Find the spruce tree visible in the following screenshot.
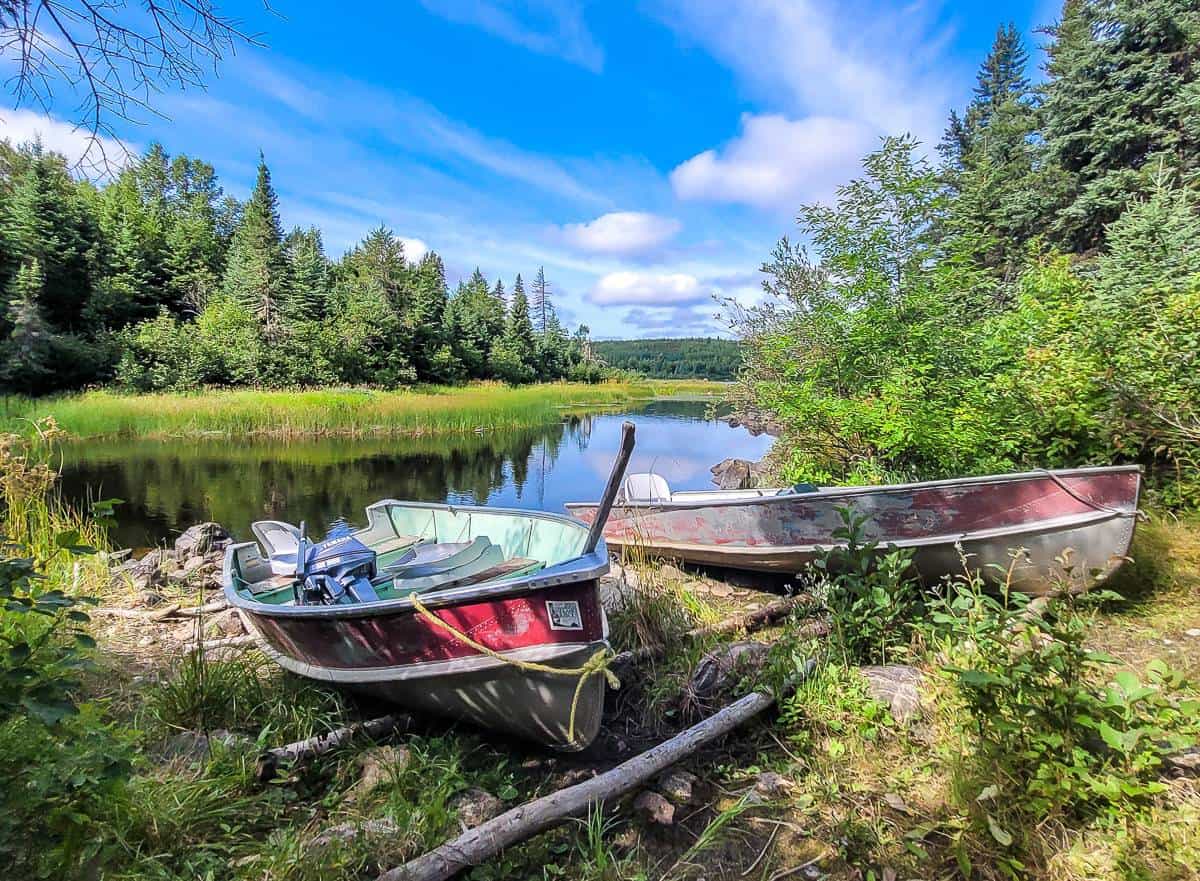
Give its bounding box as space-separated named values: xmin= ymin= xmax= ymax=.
xmin=1 ymin=259 xmax=56 ymax=393
xmin=284 ymin=226 xmax=329 ymax=321
xmin=504 ymin=276 xmax=536 ymax=369
xmin=1042 ymin=0 xmax=1200 ymax=249
xmin=165 ymin=154 xmax=224 ymax=315
xmin=4 ymin=144 xmax=99 ymax=332
xmin=221 ymin=154 xmax=291 ymax=339
xmin=408 ymin=251 xmax=450 ymax=377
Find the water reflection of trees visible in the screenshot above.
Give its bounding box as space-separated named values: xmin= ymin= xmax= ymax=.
xmin=60 ymin=419 xmax=593 ymax=547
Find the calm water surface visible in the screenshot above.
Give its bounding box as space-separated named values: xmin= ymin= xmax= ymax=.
xmin=59 ymin=400 xmax=773 ymax=548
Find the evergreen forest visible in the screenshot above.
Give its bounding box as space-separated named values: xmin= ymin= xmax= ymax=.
xmin=592 ymin=337 xmax=740 ymax=380
xmin=0 ymin=144 xmax=601 ymax=395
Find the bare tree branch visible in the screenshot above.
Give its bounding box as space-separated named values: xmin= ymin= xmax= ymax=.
xmin=0 ymin=0 xmax=264 ymax=174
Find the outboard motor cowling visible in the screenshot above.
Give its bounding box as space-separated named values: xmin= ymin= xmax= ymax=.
xmin=298 ymin=533 xmax=379 ymax=605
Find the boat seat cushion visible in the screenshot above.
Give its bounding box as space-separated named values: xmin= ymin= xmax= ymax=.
xmin=251 ymin=520 xmax=302 ymax=575
xmin=384 ymin=536 xmax=492 ymax=578
xmin=621 ymin=472 xmax=672 ymax=502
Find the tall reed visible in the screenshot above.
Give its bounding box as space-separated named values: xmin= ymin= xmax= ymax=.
xmin=1 ymin=380 xmax=725 ymax=440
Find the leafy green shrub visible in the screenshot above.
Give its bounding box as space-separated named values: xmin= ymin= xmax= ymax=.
xmin=930 ymin=580 xmax=1199 ymax=832
xmin=813 ymin=508 xmax=924 ymax=664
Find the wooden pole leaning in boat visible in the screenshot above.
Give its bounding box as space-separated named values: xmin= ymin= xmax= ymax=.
xmin=377 ymin=661 xmax=815 ymax=881
xmin=583 ymin=421 xmax=637 ymax=554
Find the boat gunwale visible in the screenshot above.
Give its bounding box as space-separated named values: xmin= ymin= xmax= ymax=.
xmin=564 ymin=464 xmax=1144 ymax=513
xmin=223 ymin=499 xmax=608 ymax=620
xmin=594 ymin=507 xmax=1133 ymax=557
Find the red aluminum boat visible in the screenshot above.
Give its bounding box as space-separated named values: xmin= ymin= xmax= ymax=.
xmin=566 ymin=466 xmax=1142 ymax=595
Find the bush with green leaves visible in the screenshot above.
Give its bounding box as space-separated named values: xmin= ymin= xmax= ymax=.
xmin=812 ymin=508 xmax=924 ymax=665
xmin=930 ymin=580 xmax=1199 ymax=832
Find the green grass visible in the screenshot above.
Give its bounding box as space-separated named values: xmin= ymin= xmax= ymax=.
xmin=0 ymin=380 xmax=727 ymax=440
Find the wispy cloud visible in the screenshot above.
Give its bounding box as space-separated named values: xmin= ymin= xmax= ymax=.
xmin=652 ymin=0 xmax=956 ymax=143
xmin=418 ymin=0 xmax=604 ymax=72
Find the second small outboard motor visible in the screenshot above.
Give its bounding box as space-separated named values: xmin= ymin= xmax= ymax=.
xmin=295 ymin=523 xmax=380 ymax=605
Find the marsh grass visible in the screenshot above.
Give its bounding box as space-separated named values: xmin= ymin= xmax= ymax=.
xmin=2 ymin=380 xmax=725 ymax=440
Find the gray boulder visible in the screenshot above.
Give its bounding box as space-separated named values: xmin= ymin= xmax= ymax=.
xmin=860 ymin=665 xmax=925 ymax=723
xmin=710 ymin=457 xmax=768 ymax=490
xmin=174 ymin=522 xmax=231 ymax=558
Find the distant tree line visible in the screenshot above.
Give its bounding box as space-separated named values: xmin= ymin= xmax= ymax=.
xmin=592 ymin=337 xmax=740 ymax=380
xmin=0 ymin=143 xmax=604 ymax=395
xmin=734 ymin=0 xmax=1200 ymax=505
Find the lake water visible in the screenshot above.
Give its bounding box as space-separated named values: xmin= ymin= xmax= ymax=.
xmin=58 ymin=399 xmax=774 ymax=549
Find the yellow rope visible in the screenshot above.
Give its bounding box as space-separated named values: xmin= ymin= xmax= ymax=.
xmin=408 ymin=593 xmax=620 ymax=746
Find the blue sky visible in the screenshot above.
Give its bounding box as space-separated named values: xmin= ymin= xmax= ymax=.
xmin=4 ymin=0 xmax=1056 ymax=338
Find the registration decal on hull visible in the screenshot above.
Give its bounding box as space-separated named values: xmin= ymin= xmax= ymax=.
xmin=546 ymin=600 xmax=583 ymax=630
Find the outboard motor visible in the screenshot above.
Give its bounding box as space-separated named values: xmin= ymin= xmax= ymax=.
xmin=294 ymin=523 xmax=380 ymax=605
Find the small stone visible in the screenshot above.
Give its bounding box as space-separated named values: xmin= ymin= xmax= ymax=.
xmin=707 ymin=582 xmax=733 ymax=598
xmin=163 ymin=730 xmax=210 ymax=762
xmin=659 ymin=564 xmax=684 ymax=581
xmin=210 ymin=728 xmax=253 ymax=751
xmin=860 ymin=665 xmax=924 ymax=723
xmin=657 ymin=769 xmax=699 ymax=805
xmin=633 ymin=790 xmax=675 ymax=827
xmin=744 ymin=602 xmax=762 ymax=612
xmin=451 ymin=787 xmax=504 ymax=828
xmin=688 ymin=641 xmax=771 ymax=710
xmin=1165 ymin=747 xmax=1200 ymax=778
xmin=346 ymin=745 xmax=411 ymax=803
xmin=882 ymin=792 xmax=909 ymax=813
xmin=206 ymin=608 xmax=245 ymax=638
xmin=1163 ymin=638 xmax=1174 ymax=646
xmin=754 ymin=771 xmax=794 ymax=798
xmin=1185 ymin=629 xmax=1200 ymax=638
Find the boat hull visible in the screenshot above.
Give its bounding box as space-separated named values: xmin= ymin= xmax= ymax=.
xmin=230 ymin=576 xmax=609 ymax=750
xmin=566 ymin=466 xmax=1141 ymax=595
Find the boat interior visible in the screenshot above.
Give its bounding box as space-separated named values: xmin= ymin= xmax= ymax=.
xmin=228 ymin=500 xmax=591 ymax=606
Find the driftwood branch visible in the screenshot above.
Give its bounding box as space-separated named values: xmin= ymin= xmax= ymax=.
xmin=378 ymin=666 xmax=812 ymax=881
xmin=183 ymin=634 xmax=256 ymax=655
xmin=255 ymin=713 xmax=415 ymax=782
xmin=612 ymin=594 xmax=823 ymax=669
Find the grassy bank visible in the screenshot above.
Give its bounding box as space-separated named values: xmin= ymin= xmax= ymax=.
xmin=1 ymin=380 xmax=726 ymax=440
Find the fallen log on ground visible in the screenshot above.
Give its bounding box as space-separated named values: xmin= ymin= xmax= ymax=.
xmin=94 ymin=598 xmax=229 ymax=621
xmin=256 ymin=713 xmax=415 ymax=782
xmin=612 ymin=594 xmax=823 ymax=669
xmin=377 ymin=663 xmax=814 ymax=881
xmin=183 ymin=634 xmax=256 ymax=655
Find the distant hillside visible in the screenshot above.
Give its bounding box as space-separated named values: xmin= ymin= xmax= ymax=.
xmin=593 ymin=338 xmax=741 ymax=380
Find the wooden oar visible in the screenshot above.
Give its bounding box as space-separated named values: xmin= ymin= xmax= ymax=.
xmin=583 ymin=421 xmax=636 ymax=555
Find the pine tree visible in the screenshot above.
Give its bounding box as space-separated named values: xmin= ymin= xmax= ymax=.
xmin=1 ymin=259 xmax=56 ymax=393
xmin=1042 ymin=0 xmax=1200 ymax=249
xmin=972 ymin=23 xmax=1029 ymax=116
xmin=445 ymin=269 xmax=504 ymax=379
xmin=345 ymin=226 xmax=411 ymax=313
xmin=530 ymin=266 xmax=552 ymax=336
xmin=284 ymin=226 xmax=329 ymax=321
xmin=221 ymin=154 xmax=291 ymax=339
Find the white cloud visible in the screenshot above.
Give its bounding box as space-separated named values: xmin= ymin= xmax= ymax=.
xmin=0 ymin=109 xmax=133 ymax=172
xmin=670 ymin=114 xmax=876 ymax=209
xmin=651 ymin=0 xmax=954 ymax=144
xmin=561 ymin=211 xmax=681 ymax=255
xmin=418 ymin=0 xmax=604 ymax=72
xmin=590 ymin=271 xmax=707 ymax=306
xmin=400 ymin=237 xmax=430 ymax=262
